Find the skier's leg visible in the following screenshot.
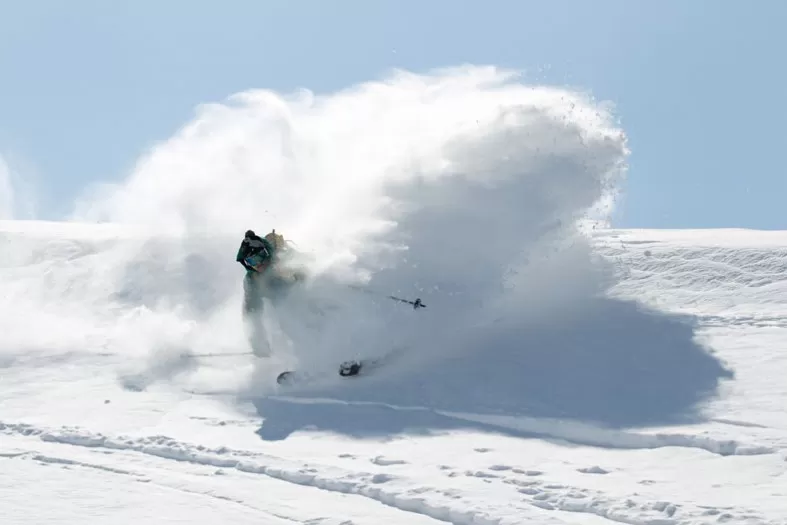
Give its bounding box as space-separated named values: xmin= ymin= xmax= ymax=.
xmin=243 ymin=271 xmax=263 ymax=315
xmin=242 ymin=271 xmax=272 ymax=357
xmin=247 ymin=313 xmax=272 ymax=357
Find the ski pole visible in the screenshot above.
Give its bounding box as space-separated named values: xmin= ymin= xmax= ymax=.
xmin=346 ymin=284 xmax=426 ymax=310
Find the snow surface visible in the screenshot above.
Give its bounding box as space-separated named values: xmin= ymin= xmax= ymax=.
xmin=2 ymin=67 xmax=786 ymax=524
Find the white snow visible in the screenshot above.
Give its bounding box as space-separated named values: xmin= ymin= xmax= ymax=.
xmin=2 ymin=67 xmax=786 ymax=524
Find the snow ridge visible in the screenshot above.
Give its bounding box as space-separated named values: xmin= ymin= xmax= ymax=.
xmin=594 ymin=230 xmax=787 ymax=323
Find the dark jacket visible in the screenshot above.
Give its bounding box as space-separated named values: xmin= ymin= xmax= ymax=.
xmin=236 ymin=234 xmax=274 ymax=272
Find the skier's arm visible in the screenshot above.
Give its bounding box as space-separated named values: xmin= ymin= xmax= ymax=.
xmin=236 ymin=241 xmax=254 ymax=270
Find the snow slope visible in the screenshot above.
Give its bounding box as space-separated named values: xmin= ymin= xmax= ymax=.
xmin=2 ymin=67 xmax=786 ymax=524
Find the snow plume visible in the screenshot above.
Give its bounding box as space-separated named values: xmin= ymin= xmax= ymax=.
xmin=8 ymin=66 xmax=627 ymax=399
xmin=0 ymin=156 xmax=15 ymax=219
xmin=7 ymin=67 xmax=616 ymax=400
xmin=0 ymin=155 xmax=38 ymax=220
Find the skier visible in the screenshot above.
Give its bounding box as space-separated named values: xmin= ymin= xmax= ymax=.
xmin=236 ymin=228 xmax=306 ymax=358
xmin=236 ymin=229 xmax=275 ymax=318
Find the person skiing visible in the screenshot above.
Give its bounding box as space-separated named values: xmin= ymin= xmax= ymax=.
xmin=236 ymin=229 xmax=277 ymax=332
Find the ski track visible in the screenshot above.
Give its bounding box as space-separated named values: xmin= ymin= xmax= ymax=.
xmin=0 ymin=420 xmax=523 ymax=525
xmin=2 ymin=446 xmax=409 ymax=525
xmin=0 ymin=420 xmax=780 ymax=525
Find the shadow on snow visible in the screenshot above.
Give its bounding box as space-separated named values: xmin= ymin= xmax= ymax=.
xmin=251 ymin=294 xmax=734 ymax=442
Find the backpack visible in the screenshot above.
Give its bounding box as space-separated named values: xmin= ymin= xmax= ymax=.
xmin=264 ymin=229 xmax=287 ymax=252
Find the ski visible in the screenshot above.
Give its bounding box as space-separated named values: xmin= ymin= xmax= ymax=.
xmin=276 ymin=359 xmax=365 ymax=385
xmin=273 ymin=348 xmax=408 ymax=387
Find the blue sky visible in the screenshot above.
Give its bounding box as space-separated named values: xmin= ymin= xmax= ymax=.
xmin=1 ymin=0 xmax=784 ymax=229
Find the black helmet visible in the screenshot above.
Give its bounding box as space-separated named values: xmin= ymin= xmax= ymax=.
xmin=245 ymin=230 xmax=255 ymax=238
